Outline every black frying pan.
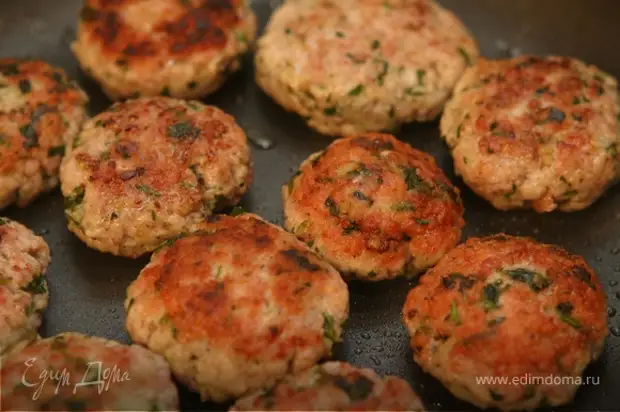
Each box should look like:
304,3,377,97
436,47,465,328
1,0,619,410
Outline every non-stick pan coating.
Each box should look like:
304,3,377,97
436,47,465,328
1,0,619,410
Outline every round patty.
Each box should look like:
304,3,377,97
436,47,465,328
440,55,620,212
0,332,179,411
72,0,257,100
125,213,349,402
283,133,464,281
0,217,50,356
0,59,88,210
231,361,425,411
59,96,252,258
255,0,479,136
402,235,607,410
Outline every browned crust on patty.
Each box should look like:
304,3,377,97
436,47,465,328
79,0,243,69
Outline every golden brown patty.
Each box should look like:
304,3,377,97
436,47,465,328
125,213,349,402
440,55,620,212
255,0,479,136
283,133,464,281
72,0,256,100
402,235,607,410
231,361,426,411
59,96,252,258
1,332,179,411
0,217,50,355
0,59,88,209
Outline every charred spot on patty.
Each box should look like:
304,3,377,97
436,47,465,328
280,248,321,272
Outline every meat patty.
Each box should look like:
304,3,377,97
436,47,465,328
59,96,252,258
283,133,464,281
231,361,426,411
0,332,179,411
440,55,620,212
0,217,50,356
124,213,349,402
0,59,88,209
72,0,257,100
255,0,479,136
402,235,608,410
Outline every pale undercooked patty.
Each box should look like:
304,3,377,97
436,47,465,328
402,235,608,410
125,213,349,402
231,361,426,411
440,55,620,212
0,332,179,411
255,0,479,136
283,133,464,281
59,96,252,258
0,59,88,210
72,0,256,100
0,217,50,356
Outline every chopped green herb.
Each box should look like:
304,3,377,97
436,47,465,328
0,217,6,225
404,87,425,96
230,206,246,216
19,79,31,94
564,189,578,197
556,302,581,329
402,166,432,193
285,28,292,35
458,47,472,65
72,134,81,148
167,121,201,139
187,81,198,90
345,53,365,64
136,184,161,198
99,151,110,161
160,87,170,96
352,190,372,204
325,197,339,216
417,69,426,85
415,218,430,225
335,31,345,38
348,84,364,96
324,107,338,116
503,268,550,292
374,59,389,86
127,297,135,312
25,301,36,316
487,316,505,327
343,221,360,235
383,0,392,9
23,274,46,294
391,201,416,212
371,40,381,50
607,143,618,157
456,123,463,138
504,183,517,199
323,313,338,342
153,233,188,253
368,271,377,278
20,124,38,149
159,313,171,325
448,300,461,325
64,186,85,210
481,284,500,310
234,31,248,44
